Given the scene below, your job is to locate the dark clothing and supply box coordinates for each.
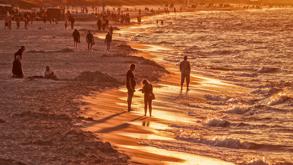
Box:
[97,19,102,31]
[12,59,23,78]
[180,60,191,87]
[126,70,136,91]
[105,33,112,43]
[180,60,191,75]
[14,49,23,60]
[86,33,94,44]
[72,30,80,42]
[181,73,190,86]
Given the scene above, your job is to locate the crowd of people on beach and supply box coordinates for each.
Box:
[8,4,186,117]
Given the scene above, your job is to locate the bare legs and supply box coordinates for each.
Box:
[144,99,152,117]
[127,91,134,112]
[181,73,190,90]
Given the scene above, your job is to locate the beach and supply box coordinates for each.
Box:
[0,7,292,165]
[81,8,293,165]
[0,20,166,164]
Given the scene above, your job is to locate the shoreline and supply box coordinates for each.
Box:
[80,8,293,164]
[0,16,168,164]
[79,13,246,164]
[1,7,292,165]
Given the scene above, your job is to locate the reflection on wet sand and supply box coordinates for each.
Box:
[79,41,243,164]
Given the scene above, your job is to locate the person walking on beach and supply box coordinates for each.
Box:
[69,16,75,29]
[97,18,102,31]
[141,80,155,117]
[72,29,80,48]
[86,31,95,50]
[180,56,191,90]
[15,16,20,29]
[12,55,23,78]
[65,19,68,29]
[105,31,112,52]
[126,64,136,112]
[14,46,25,60]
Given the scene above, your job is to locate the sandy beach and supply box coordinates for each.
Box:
[0,5,292,165]
[0,19,167,164]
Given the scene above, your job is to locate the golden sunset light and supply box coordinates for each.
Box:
[0,0,292,165]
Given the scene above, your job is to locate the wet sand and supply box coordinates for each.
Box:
[80,40,250,164]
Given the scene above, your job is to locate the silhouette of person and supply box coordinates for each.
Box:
[126,64,136,112]
[14,46,25,60]
[105,31,112,52]
[12,55,23,78]
[69,16,75,29]
[141,80,155,117]
[44,66,58,80]
[72,29,80,48]
[86,31,95,50]
[97,18,102,31]
[180,56,191,90]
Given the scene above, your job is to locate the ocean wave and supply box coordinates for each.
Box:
[178,136,292,151]
[205,94,229,102]
[206,118,230,127]
[251,87,280,97]
[226,106,251,114]
[267,93,291,106]
[244,159,269,165]
[257,66,280,73]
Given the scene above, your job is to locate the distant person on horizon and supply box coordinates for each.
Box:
[72,29,80,48]
[105,31,112,52]
[12,55,23,78]
[65,19,68,29]
[180,56,191,90]
[126,64,136,112]
[86,31,95,50]
[141,80,155,117]
[69,16,75,29]
[97,17,102,31]
[14,46,25,60]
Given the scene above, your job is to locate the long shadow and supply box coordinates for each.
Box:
[96,116,146,133]
[83,111,127,127]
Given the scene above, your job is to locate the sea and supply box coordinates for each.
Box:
[117,8,293,164]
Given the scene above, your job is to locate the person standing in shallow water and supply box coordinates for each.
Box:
[180,56,191,90]
[141,80,155,117]
[72,29,80,48]
[126,64,136,112]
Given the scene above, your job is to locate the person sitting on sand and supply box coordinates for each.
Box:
[44,66,58,80]
[141,80,155,117]
[105,31,112,52]
[126,64,136,112]
[180,56,191,90]
[14,46,25,60]
[72,29,80,48]
[86,31,95,50]
[12,55,23,78]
